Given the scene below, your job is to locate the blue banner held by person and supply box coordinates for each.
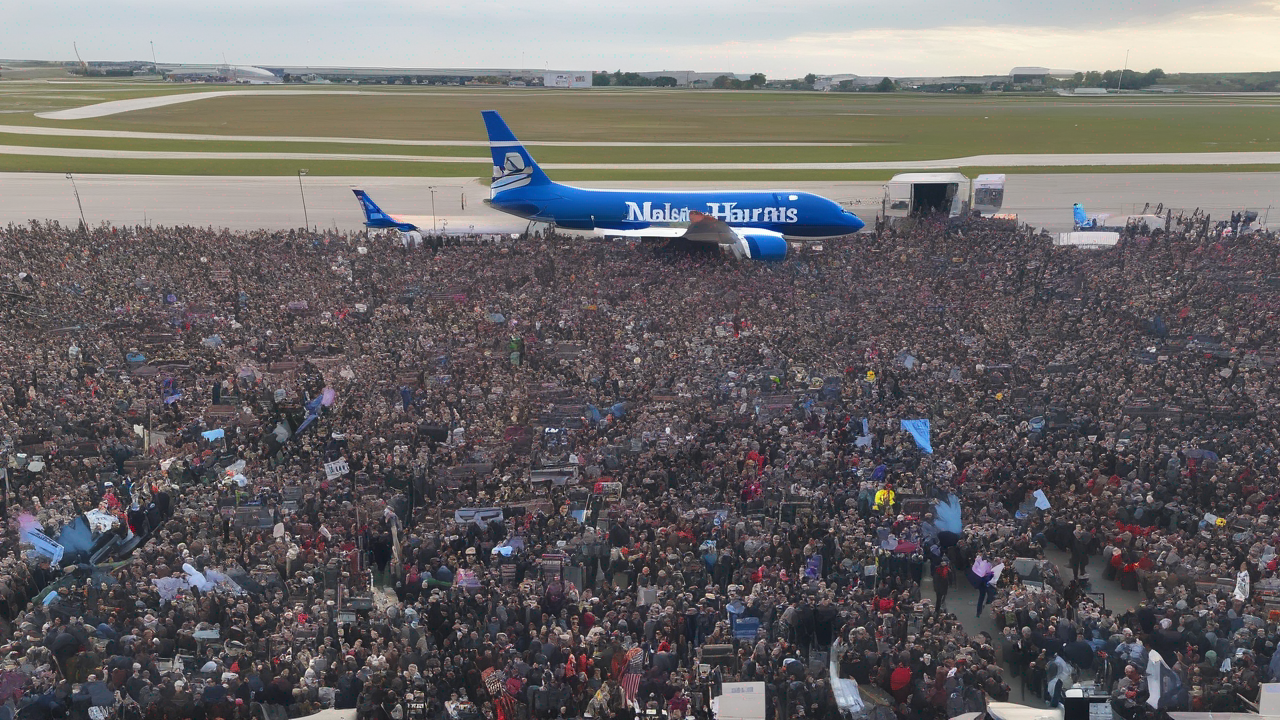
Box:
[900,418,933,454]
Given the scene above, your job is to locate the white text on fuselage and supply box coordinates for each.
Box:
[624,201,798,225]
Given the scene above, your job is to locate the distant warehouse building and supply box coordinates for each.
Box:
[543,72,593,88]
[1009,66,1077,85]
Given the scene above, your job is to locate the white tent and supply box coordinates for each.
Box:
[1056,231,1120,248]
[951,702,1063,720]
[298,710,357,720]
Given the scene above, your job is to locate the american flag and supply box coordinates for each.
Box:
[482,667,505,696]
[620,672,641,702]
[494,694,519,720]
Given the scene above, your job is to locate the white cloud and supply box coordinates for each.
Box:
[2,0,1277,76]
[666,0,1280,76]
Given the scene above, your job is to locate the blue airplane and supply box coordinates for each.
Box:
[352,189,425,233]
[480,111,864,261]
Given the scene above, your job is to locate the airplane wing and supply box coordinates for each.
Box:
[678,212,790,260]
[601,212,787,261]
[600,227,688,238]
[683,211,743,245]
[599,212,740,242]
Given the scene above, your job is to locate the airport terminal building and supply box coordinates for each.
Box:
[158,64,597,86]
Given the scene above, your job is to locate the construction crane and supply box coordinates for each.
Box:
[73,42,89,76]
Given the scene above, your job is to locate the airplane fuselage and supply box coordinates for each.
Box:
[488,183,865,239]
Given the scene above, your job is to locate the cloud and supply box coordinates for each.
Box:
[671,0,1280,76]
[2,0,1277,77]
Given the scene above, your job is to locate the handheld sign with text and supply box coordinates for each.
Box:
[324,458,349,480]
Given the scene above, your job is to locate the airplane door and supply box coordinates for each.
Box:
[775,192,799,224]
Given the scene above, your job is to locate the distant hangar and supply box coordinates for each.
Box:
[159,64,597,86]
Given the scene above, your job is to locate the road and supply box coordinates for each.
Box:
[1,172,1276,234]
[4,142,1280,171]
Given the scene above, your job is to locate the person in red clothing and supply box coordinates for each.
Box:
[889,662,914,704]
[667,687,690,719]
[932,559,952,612]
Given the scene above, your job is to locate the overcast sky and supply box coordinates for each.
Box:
[5,0,1279,77]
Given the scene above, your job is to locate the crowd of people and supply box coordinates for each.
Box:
[0,209,1277,720]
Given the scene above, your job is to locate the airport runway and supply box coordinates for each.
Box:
[1,172,1276,234]
[0,125,864,148]
[33,89,604,120]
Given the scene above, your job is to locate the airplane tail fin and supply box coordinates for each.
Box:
[482,110,551,192]
[353,189,392,226]
[352,188,418,231]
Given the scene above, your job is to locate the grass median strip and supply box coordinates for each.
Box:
[3,153,1280,181]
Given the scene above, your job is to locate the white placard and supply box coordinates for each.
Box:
[715,682,766,720]
[324,458,349,480]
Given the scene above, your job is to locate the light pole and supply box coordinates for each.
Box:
[297,169,310,230]
[65,173,87,231]
[428,186,438,233]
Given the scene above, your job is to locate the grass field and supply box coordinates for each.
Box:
[1,79,1279,178]
[3,154,1279,182]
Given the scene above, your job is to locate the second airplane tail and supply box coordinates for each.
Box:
[352,189,417,231]
[482,110,552,193]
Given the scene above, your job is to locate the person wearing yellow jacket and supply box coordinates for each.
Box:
[873,483,896,514]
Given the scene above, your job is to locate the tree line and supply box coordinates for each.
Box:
[1059,68,1166,90]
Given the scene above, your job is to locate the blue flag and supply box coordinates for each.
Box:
[900,418,933,454]
[934,494,962,534]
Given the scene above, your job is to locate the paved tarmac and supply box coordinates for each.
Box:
[1,172,1276,234]
[32,89,594,120]
[935,546,1145,705]
[0,125,864,148]
[5,141,1280,171]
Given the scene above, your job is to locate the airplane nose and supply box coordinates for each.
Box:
[845,212,866,232]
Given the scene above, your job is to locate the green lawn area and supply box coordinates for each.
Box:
[1,152,1277,181]
[55,91,1280,156]
[0,132,489,158]
[1,82,1278,177]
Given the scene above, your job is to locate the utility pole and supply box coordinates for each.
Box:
[65,173,87,231]
[297,169,310,230]
[428,186,438,233]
